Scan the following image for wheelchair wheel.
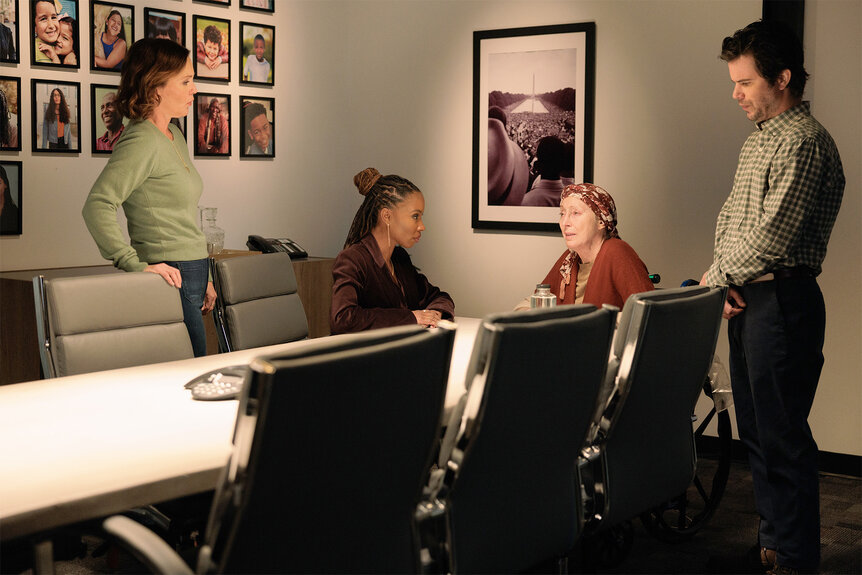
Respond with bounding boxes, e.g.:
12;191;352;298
640;387;733;543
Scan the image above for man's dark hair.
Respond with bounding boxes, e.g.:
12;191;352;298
244;101;266;125
535;136;565;179
720;19;808;98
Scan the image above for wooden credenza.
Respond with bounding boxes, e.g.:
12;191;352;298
0;254;334;385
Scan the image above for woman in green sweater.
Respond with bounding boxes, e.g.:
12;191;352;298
83;38;215;356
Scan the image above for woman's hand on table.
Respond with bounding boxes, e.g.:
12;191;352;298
413;309;442;328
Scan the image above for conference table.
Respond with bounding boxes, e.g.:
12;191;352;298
0;317;482;543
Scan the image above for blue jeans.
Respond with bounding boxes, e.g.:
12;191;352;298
728;276;824;570
164;259;209;357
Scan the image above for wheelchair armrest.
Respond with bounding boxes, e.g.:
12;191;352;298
102;515;194;575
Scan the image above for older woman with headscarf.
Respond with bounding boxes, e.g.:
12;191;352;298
516;183;654;310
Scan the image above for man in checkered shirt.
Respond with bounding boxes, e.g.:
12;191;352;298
702;20;844;575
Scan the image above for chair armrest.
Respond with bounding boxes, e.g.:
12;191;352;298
102;515;194;575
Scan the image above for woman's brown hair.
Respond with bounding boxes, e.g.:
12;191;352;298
116;38;189;120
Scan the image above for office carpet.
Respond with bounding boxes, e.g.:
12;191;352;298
6;459;861;574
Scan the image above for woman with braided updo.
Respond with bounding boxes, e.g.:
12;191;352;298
330;168;455;334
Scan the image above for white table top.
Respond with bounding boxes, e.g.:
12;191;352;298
0;317;481;541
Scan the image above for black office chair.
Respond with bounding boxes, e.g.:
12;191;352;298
33;272;194;378
580;286;726;535
104;323;456;574
428;305;618;574
210;252;308;352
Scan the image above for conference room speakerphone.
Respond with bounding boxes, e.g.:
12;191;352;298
185;366;247;401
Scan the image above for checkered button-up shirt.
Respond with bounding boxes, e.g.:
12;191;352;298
705;102;845;286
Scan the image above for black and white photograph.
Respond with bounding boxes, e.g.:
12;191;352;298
240;96;273;157
31;0;78;68
31;79;80;153
90;1;133;72
90;83;126;154
0;0;19;63
240;22;273;85
473;22;595;232
194;15;230;82
0;160;21;235
0;76;20;150
240;0;273;13
194;93;230;157
144;7;184;47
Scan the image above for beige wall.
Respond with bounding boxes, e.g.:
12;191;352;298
1;0;858;456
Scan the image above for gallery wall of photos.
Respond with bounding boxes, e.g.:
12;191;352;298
0;0;276;236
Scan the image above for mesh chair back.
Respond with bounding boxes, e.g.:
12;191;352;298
595;285;725;527
212;253;308;352
206;324;454;574
445;305;617;574
32;272;193;378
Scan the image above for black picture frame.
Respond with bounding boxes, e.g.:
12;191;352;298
31;79;81;153
239;21;274;85
144;7;186;47
90;83;127;154
90;1;134;73
239;96;273;158
0;76;21;151
194;92;231;157
193;15;231;83
0;159;22;235
240;0;273;13
30;0;79;68
472;22;595;232
196;0;231;6
0;0;20;63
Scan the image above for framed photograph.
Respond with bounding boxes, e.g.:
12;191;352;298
472;23;595;232
0;0;19;63
31;0;78;68
90;1;133;72
241;0;273;13
194;15;230;82
31;79;80;153
0;160;21;235
90;83;127;154
239;96;273;157
0;76;21;151
144;7;185;47
240;22;273;85
194;93;230;157
197;0;230;5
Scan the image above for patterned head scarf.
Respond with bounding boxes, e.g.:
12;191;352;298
560;183;619;239
558;183;619;295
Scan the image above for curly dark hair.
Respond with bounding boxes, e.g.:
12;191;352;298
116;38;190;120
43;88;70;125
720;19;808;99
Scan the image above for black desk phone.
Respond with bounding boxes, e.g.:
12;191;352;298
247;235;308;259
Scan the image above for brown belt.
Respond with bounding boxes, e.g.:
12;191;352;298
748;266;815;284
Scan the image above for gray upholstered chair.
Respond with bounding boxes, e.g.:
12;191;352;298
430;305;618;574
211;252;308;352
103;323;455;574
33;272;194;378
580;285;726;531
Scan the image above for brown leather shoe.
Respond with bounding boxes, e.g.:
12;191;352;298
767;564;798;575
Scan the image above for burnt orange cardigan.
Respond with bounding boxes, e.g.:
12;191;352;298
541;238;654;309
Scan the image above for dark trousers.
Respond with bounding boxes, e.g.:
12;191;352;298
728;276;824;570
164;259;209;357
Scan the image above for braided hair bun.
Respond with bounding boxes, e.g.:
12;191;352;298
354;168;382;196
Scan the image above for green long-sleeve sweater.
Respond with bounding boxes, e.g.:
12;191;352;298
83;120;207;272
